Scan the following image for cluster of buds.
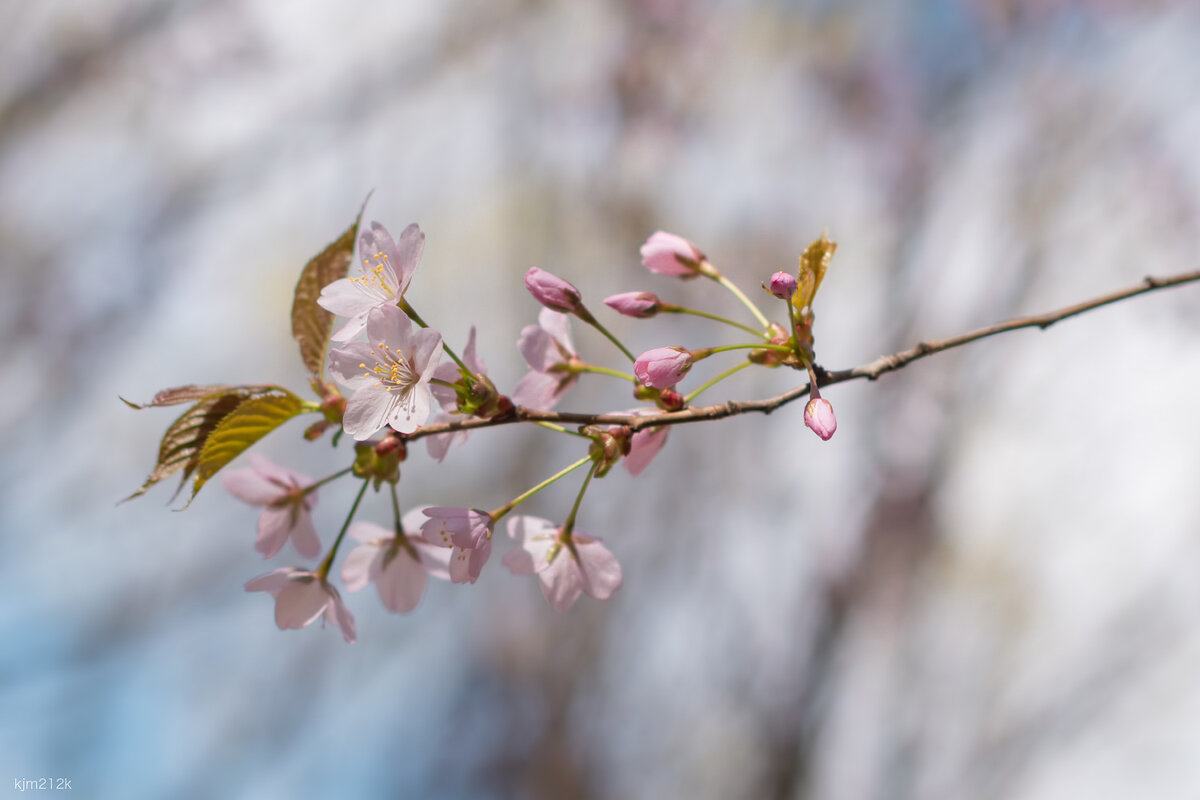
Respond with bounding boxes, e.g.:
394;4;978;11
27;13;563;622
130;209;840;643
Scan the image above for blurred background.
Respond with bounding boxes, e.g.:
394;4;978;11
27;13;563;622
3;1;1200;798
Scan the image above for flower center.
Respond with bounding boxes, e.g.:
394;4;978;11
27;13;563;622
348;251;397;299
360;342;418;392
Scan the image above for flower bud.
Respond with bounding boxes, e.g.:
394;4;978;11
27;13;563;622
604;291;661;318
658;389;684;411
804;397;837;441
634;346;693;389
765;271;797;300
525;267;584;314
639;231;706;278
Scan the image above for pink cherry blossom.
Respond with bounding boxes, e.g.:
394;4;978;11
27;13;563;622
766;271;797;300
502;516;622;611
425;326;487;461
525;267;585;314
512;308;579;410
804;396;837;441
639;231;705;278
327;303;442;439
420;507;494;584
604;291;661;318
624;416;669;476
245;567;356;643
318;221;425;342
634;346;693;389
221;453;321;559
340;509;451;614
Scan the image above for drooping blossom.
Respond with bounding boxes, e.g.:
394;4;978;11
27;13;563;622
327;304;442;439
318;222;425;342
502;516;622;611
765;271;797;300
512;308;579;410
525;267;585;315
222;453;321;559
639;231;705;278
420;507;494;584
634;346;693;389
425;327;486;462
340;509;451;614
604;291;661;318
804;396;837;441
245;567;356;643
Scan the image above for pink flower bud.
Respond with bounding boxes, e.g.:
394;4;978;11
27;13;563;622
604;291;661;318
634;346;693;389
639;231;706;277
525;267;584;314
766;271;797;300
804;397;837;441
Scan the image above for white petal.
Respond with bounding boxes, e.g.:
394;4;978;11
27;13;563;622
273;578;329;629
340;543;380;592
343;386;395;440
376;550;428;613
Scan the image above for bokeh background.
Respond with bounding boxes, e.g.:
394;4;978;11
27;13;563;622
3;1;1200;798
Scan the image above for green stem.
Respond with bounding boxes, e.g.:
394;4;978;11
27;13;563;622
574;363;636;381
400;298;470;373
580;312;637;362
562;460;599;536
704;269;770;329
660;304;768;338
316;479;370;580
389;482;406;537
786;298;804;364
489;455;592;520
303;465;355;495
693;342;793;359
685;361;753;403
535;421;589;437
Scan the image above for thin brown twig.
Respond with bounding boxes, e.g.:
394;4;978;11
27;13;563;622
404;269;1200;442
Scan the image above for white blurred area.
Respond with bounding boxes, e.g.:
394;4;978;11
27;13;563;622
2;1;1200;798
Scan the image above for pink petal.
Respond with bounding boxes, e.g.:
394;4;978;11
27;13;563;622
518;324;557;373
348;520;387;544
375;548;429;613
323;586;357;643
255;507;295;559
538;308;574;353
624;426;669;476
386;222;425;294
340;542;380;592
327;342;380;391
244;567;301;593
364;303;414;351
342;385;394;440
317;278;374;320
430;363;461;409
502;548;536;576
462;326;486;375
329;312;371;343
273;578;329;629
222;467;280;507
412;539;452;581
511;370;562;411
574;538;623;600
409;327;445;382
538;550;583;611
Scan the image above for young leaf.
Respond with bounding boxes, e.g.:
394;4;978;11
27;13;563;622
291;213;362;378
190;389;308;501
125;388;256;502
793;233;837;313
120;384;230;409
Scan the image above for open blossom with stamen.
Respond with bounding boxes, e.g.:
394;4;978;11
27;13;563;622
512;308;578;410
245;567;356;643
502;516;622;611
640;231;706;278
420;507;494;584
426;326;486;462
340;509;451;614
327;304;442;439
221;454;321;559
318;222;425;342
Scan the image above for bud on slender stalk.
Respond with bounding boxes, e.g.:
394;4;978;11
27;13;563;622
604;291;661;318
765;271;797;300
525;267;585;314
639;231;706;278
634;346;694;389
804;397;837;441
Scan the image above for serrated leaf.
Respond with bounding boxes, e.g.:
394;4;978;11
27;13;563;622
124;388;257;502
793;233;837;312
292;202;368;378
190;389;307;501
120;384;231;409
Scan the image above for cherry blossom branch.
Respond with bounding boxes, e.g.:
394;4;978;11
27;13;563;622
404;268;1200;441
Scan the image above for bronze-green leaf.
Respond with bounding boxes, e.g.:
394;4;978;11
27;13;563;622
291;205;367;378
124;388;258;502
120;384;231;409
190;388;308;500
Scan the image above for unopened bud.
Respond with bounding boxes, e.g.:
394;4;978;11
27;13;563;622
639;231;706;278
634;346;693;389
525;267;585;314
764;271;797;300
803;397;837;441
604;291;661;318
